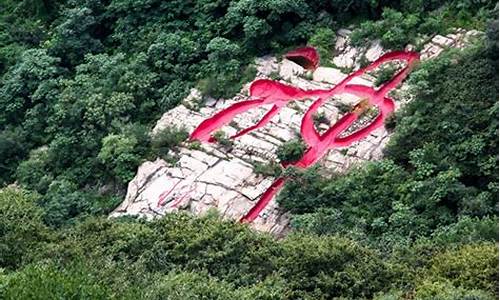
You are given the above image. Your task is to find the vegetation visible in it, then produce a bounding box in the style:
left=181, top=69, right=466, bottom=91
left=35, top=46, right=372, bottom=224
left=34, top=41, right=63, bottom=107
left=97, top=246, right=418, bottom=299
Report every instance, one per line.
left=276, top=139, right=307, bottom=163
left=277, top=25, right=498, bottom=297
left=374, top=63, right=399, bottom=87
left=0, top=187, right=497, bottom=299
left=313, top=111, right=330, bottom=128
left=151, top=126, right=189, bottom=158
left=213, top=130, right=234, bottom=150
left=253, top=161, right=283, bottom=177
left=350, top=2, right=497, bottom=49
left=308, top=28, right=336, bottom=65
left=384, top=112, right=398, bottom=131
left=335, top=102, right=353, bottom=114
left=0, top=0, right=497, bottom=298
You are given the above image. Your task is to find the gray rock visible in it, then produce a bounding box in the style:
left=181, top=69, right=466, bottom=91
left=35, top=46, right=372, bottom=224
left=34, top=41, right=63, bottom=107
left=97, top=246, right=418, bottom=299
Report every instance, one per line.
left=313, top=67, right=347, bottom=84
left=279, top=59, right=305, bottom=80
left=111, top=27, right=481, bottom=236
left=365, top=40, right=384, bottom=61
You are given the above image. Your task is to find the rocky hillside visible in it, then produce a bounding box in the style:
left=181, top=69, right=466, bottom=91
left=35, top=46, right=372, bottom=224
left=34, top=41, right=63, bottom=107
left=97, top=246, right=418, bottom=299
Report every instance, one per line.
left=111, top=28, right=481, bottom=235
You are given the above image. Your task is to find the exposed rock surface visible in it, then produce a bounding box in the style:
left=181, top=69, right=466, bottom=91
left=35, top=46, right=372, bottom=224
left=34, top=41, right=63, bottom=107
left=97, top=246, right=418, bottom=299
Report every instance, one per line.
left=111, top=29, right=480, bottom=236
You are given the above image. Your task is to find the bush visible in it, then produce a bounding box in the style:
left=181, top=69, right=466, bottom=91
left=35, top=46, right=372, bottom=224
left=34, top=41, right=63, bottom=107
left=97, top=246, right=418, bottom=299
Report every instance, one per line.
left=276, top=139, right=307, bottom=163
left=40, top=180, right=92, bottom=227
left=145, top=271, right=238, bottom=300
left=351, top=8, right=420, bottom=49
left=253, top=161, right=282, bottom=177
left=0, top=262, right=111, bottom=299
left=151, top=126, right=189, bottom=157
left=385, top=42, right=498, bottom=209
left=335, top=102, right=352, bottom=114
left=213, top=131, right=234, bottom=150
left=277, top=233, right=393, bottom=298
left=313, top=111, right=330, bottom=128
left=98, top=134, right=140, bottom=184
left=384, top=112, right=397, bottom=131
left=426, top=243, right=498, bottom=295
left=187, top=140, right=202, bottom=150
left=277, top=166, right=324, bottom=213
left=308, top=28, right=336, bottom=64
left=0, top=188, right=48, bottom=269
left=197, top=63, right=257, bottom=100
left=15, top=146, right=54, bottom=194
left=430, top=216, right=499, bottom=245
left=374, top=64, right=398, bottom=87
left=414, top=280, right=494, bottom=300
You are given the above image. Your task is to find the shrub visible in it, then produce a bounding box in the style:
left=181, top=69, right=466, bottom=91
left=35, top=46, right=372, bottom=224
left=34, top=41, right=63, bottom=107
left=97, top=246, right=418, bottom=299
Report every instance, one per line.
left=40, top=179, right=93, bottom=227
left=430, top=216, right=499, bottom=245
left=15, top=146, right=54, bottom=194
left=0, top=262, right=110, bottom=299
left=313, top=111, right=330, bottom=128
left=145, top=271, right=238, bottom=300
left=384, top=112, right=397, bottom=131
left=187, top=140, right=202, bottom=150
left=350, top=8, right=420, bottom=49
left=374, top=64, right=398, bottom=87
left=308, top=27, right=336, bottom=64
left=276, top=234, right=393, bottom=299
left=335, top=102, right=352, bottom=114
left=213, top=131, right=234, bottom=150
left=426, top=243, right=498, bottom=295
left=253, top=161, right=282, bottom=177
left=414, top=280, right=494, bottom=300
left=0, top=188, right=48, bottom=269
left=151, top=126, right=189, bottom=157
left=198, top=63, right=256, bottom=100
left=276, top=139, right=307, bottom=163
left=277, top=166, right=325, bottom=214
left=269, top=71, right=281, bottom=80
left=358, top=53, right=370, bottom=68
left=98, top=134, right=140, bottom=184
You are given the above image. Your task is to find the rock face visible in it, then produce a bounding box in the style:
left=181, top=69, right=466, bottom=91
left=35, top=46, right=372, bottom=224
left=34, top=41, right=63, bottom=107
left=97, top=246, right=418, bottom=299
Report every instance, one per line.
left=420, top=28, right=481, bottom=60
left=111, top=29, right=480, bottom=236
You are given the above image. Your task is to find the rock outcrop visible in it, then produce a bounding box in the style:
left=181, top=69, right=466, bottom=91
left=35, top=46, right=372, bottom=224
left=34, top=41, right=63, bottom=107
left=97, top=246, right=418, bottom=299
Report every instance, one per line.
left=111, top=29, right=481, bottom=236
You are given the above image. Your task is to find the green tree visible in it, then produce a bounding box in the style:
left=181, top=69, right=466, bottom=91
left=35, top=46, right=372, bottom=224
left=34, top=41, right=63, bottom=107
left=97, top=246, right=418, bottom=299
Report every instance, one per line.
left=0, top=262, right=110, bottom=300
left=308, top=27, right=336, bottom=64
left=426, top=243, right=499, bottom=295
left=46, top=6, right=105, bottom=67
left=40, top=179, right=89, bottom=227
left=16, top=146, right=54, bottom=193
left=276, top=139, right=307, bottom=163
left=0, top=188, right=48, bottom=269
left=0, top=48, right=61, bottom=127
left=98, top=134, right=140, bottom=184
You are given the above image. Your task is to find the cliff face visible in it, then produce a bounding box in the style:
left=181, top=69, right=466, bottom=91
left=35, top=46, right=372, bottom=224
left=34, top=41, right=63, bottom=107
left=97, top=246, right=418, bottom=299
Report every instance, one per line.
left=110, top=29, right=480, bottom=236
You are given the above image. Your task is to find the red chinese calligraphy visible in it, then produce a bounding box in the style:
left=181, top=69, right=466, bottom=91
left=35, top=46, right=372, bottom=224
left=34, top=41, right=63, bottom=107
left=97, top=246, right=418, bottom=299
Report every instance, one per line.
left=189, top=49, right=420, bottom=223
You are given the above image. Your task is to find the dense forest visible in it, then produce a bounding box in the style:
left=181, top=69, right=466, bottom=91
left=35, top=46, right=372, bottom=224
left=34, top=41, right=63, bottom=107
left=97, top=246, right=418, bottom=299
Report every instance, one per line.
left=0, top=0, right=498, bottom=299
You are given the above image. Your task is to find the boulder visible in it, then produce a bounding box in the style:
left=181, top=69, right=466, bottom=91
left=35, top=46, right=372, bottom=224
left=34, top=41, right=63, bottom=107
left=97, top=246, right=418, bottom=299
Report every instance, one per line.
left=279, top=59, right=305, bottom=80
left=313, top=67, right=347, bottom=84
left=365, top=40, right=384, bottom=61
left=333, top=46, right=358, bottom=69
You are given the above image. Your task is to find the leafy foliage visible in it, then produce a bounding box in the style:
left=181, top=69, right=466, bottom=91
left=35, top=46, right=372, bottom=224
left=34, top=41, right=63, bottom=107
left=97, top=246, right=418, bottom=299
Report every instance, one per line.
left=0, top=187, right=498, bottom=299
left=276, top=139, right=307, bottom=163
left=277, top=35, right=499, bottom=299
left=253, top=161, right=283, bottom=177
left=151, top=126, right=189, bottom=158
left=308, top=28, right=336, bottom=64
left=350, top=2, right=497, bottom=49
left=0, top=188, right=48, bottom=269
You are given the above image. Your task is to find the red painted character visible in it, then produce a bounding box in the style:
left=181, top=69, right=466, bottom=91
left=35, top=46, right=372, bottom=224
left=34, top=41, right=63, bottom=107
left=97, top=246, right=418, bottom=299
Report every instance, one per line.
left=189, top=48, right=420, bottom=223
